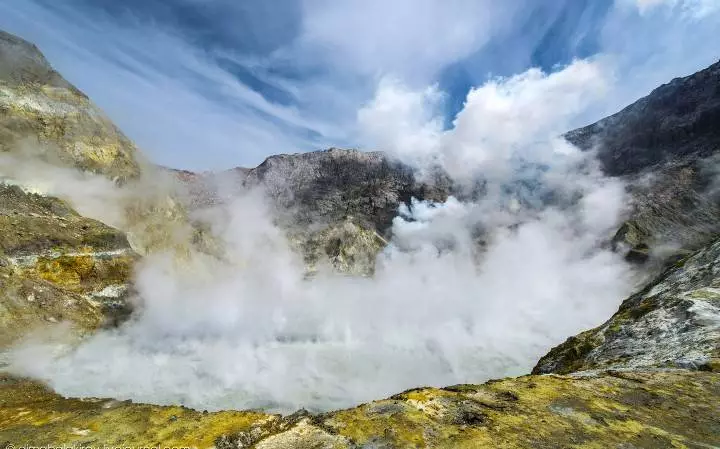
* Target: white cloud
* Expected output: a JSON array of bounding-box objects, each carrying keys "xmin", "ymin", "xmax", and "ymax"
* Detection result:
[
  {"xmin": 297, "ymin": 0, "xmax": 520, "ymax": 84},
  {"xmin": 631, "ymin": 0, "xmax": 720, "ymax": 17},
  {"xmin": 359, "ymin": 59, "xmax": 612, "ymax": 180}
]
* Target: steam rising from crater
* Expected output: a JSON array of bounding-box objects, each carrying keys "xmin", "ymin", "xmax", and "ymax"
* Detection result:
[{"xmin": 8, "ymin": 60, "xmax": 634, "ymax": 412}]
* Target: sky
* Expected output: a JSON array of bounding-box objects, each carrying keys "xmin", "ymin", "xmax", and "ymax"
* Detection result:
[{"xmin": 0, "ymin": 0, "xmax": 718, "ymax": 170}]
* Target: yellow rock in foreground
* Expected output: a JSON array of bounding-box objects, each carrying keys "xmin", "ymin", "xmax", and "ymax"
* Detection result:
[{"xmin": 1, "ymin": 370, "xmax": 719, "ymax": 448}]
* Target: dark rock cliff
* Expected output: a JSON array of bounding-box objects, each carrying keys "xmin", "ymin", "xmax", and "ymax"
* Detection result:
[
  {"xmin": 566, "ymin": 61, "xmax": 720, "ymax": 263},
  {"xmin": 567, "ymin": 60, "xmax": 720, "ymax": 176}
]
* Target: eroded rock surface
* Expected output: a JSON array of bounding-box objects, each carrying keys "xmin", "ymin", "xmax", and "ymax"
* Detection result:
[
  {"xmin": 172, "ymin": 148, "xmax": 451, "ymax": 275},
  {"xmin": 534, "ymin": 236, "xmax": 720, "ymax": 375},
  {"xmin": 0, "ymin": 184, "xmax": 136, "ymax": 348},
  {"xmin": 0, "ymin": 30, "xmax": 141, "ymax": 181},
  {"xmin": 567, "ymin": 60, "xmax": 720, "ymax": 263}
]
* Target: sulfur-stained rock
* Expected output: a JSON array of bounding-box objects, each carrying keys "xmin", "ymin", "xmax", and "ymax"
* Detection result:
[
  {"xmin": 320, "ymin": 370, "xmax": 720, "ymax": 448},
  {"xmin": 0, "ymin": 183, "xmax": 136, "ymax": 348},
  {"xmin": 0, "ymin": 374, "xmax": 278, "ymax": 448},
  {"xmin": 2, "ymin": 370, "xmax": 719, "ymax": 448},
  {"xmin": 293, "ymin": 218, "xmax": 388, "ymax": 276},
  {"xmin": 0, "ymin": 30, "xmax": 141, "ymax": 181},
  {"xmin": 0, "ymin": 260, "xmax": 107, "ymax": 349}
]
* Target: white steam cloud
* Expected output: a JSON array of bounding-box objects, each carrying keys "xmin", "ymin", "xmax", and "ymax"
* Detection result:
[
  {"xmin": 359, "ymin": 59, "xmax": 612, "ymax": 180},
  {"xmin": 7, "ymin": 59, "xmax": 635, "ymax": 412}
]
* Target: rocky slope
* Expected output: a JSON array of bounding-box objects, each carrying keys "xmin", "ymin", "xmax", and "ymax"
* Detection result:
[
  {"xmin": 568, "ymin": 60, "xmax": 720, "ymax": 264},
  {"xmin": 534, "ymin": 236, "xmax": 720, "ymax": 375},
  {"xmin": 0, "ymin": 30, "xmax": 141, "ymax": 181},
  {"xmin": 1, "ymin": 29, "xmax": 720, "ymax": 448},
  {"xmin": 0, "ymin": 183, "xmax": 136, "ymax": 349},
  {"xmin": 567, "ymin": 61, "xmax": 720, "ymax": 177}
]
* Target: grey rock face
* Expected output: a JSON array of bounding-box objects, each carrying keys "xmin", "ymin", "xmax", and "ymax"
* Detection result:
[
  {"xmin": 174, "ymin": 148, "xmax": 451, "ymax": 235},
  {"xmin": 242, "ymin": 148, "xmax": 451, "ymax": 234},
  {"xmin": 567, "ymin": 60, "xmax": 720, "ymax": 176},
  {"xmin": 566, "ymin": 60, "xmax": 720, "ymax": 262},
  {"xmin": 534, "ymin": 237, "xmax": 720, "ymax": 374},
  {"xmin": 171, "ymin": 148, "xmax": 452, "ymax": 274}
]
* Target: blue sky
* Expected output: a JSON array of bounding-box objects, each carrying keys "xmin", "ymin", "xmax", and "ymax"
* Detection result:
[{"xmin": 0, "ymin": 0, "xmax": 718, "ymax": 170}]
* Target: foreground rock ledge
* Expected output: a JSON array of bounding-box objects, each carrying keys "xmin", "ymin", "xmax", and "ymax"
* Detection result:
[{"xmin": 1, "ymin": 370, "xmax": 719, "ymax": 448}]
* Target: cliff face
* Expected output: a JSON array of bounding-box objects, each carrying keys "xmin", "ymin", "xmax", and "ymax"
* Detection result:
[
  {"xmin": 173, "ymin": 148, "xmax": 451, "ymax": 275},
  {"xmin": 242, "ymin": 149, "xmax": 450, "ymax": 232},
  {"xmin": 567, "ymin": 61, "xmax": 720, "ymax": 264}
]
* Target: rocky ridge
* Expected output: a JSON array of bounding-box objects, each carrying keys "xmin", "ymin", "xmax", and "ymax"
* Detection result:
[
  {"xmin": 568, "ymin": 60, "xmax": 720, "ymax": 264},
  {"xmin": 0, "ymin": 30, "xmax": 141, "ymax": 181},
  {"xmin": 2, "ymin": 370, "xmax": 719, "ymax": 448}
]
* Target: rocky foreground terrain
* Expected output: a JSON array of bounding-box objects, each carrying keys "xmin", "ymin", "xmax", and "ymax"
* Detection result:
[{"xmin": 0, "ymin": 30, "xmax": 719, "ymax": 447}]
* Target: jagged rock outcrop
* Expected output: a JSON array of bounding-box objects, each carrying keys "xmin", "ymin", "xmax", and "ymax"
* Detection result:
[
  {"xmin": 0, "ymin": 30, "xmax": 141, "ymax": 181},
  {"xmin": 567, "ymin": 60, "xmax": 720, "ymax": 263},
  {"xmin": 173, "ymin": 149, "xmax": 451, "ymax": 234},
  {"xmin": 244, "ymin": 149, "xmax": 450, "ymax": 275},
  {"xmin": 567, "ymin": 61, "xmax": 720, "ymax": 176},
  {"xmin": 242, "ymin": 149, "xmax": 450, "ymax": 233},
  {"xmin": 2, "ymin": 370, "xmax": 719, "ymax": 448},
  {"xmin": 172, "ymin": 148, "xmax": 451, "ymax": 274},
  {"xmin": 535, "ymin": 235, "xmax": 720, "ymax": 375},
  {"xmin": 0, "ymin": 184, "xmax": 136, "ymax": 348},
  {"xmin": 291, "ymin": 217, "xmax": 388, "ymax": 276}
]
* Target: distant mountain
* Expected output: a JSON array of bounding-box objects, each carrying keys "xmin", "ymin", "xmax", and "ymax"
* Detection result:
[{"xmin": 567, "ymin": 60, "xmax": 720, "ymax": 176}]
